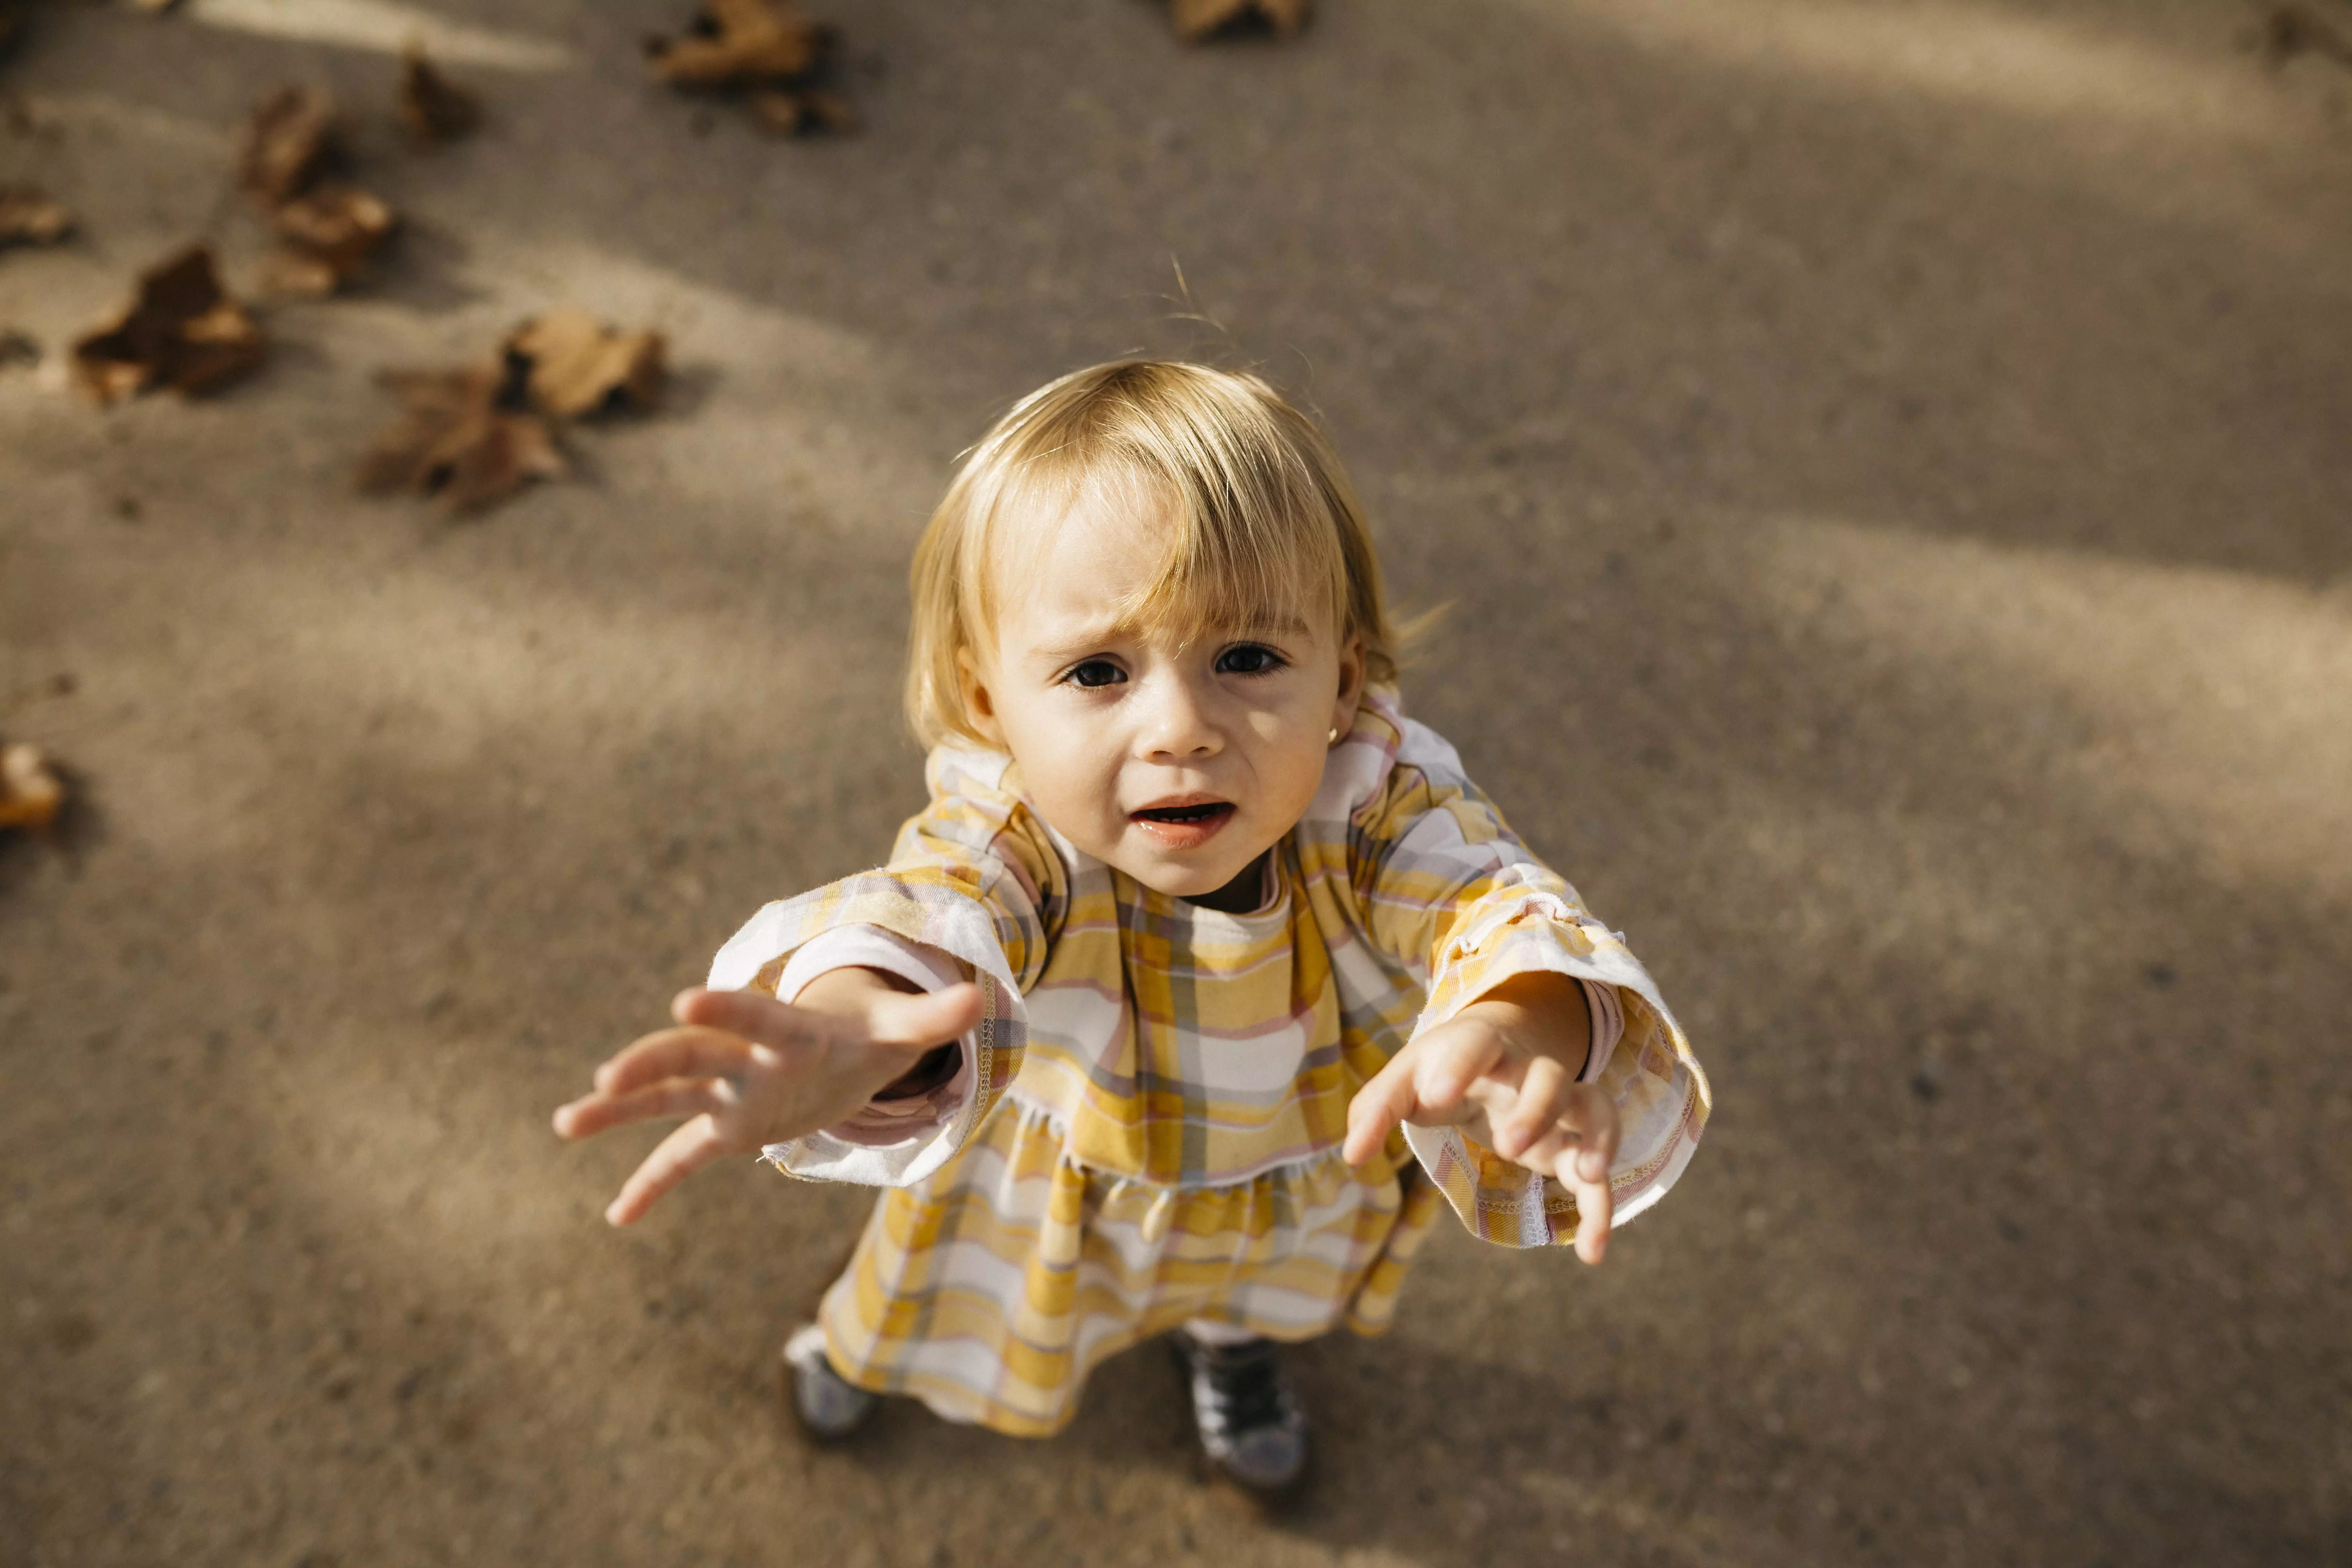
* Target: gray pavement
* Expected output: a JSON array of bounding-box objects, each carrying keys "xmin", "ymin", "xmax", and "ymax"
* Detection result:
[{"xmin": 2, "ymin": 1, "xmax": 2349, "ymax": 1563}]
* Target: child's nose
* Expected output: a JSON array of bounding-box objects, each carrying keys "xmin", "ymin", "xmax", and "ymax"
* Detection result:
[{"xmin": 1135, "ymin": 676, "xmax": 1223, "ymax": 762}]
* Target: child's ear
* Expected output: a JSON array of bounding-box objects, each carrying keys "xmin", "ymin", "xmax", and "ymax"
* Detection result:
[
  {"xmin": 1330, "ymin": 634, "xmax": 1367, "ymax": 742},
  {"xmin": 956, "ymin": 647, "xmax": 1008, "ymax": 748}
]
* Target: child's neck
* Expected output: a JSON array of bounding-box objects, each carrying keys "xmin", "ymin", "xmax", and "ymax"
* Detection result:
[{"xmin": 1181, "ymin": 852, "xmax": 1271, "ymax": 915}]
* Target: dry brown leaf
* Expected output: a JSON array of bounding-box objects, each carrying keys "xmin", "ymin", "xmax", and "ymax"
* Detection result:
[
  {"xmin": 240, "ymin": 86, "xmax": 338, "ymax": 205},
  {"xmin": 0, "ymin": 741, "xmax": 63, "ymax": 832},
  {"xmin": 504, "ymin": 306, "xmax": 665, "ymax": 419},
  {"xmin": 647, "ymin": 0, "xmax": 830, "ymax": 85},
  {"xmin": 0, "ymin": 183, "xmax": 71, "ymax": 248},
  {"xmin": 262, "ymin": 181, "xmax": 397, "ymax": 295},
  {"xmin": 71, "ymin": 245, "xmax": 265, "ymax": 405},
  {"xmin": 398, "ymin": 43, "xmax": 481, "ymax": 145},
  {"xmin": 238, "ymin": 88, "xmax": 399, "ymax": 294},
  {"xmin": 1170, "ymin": 0, "xmax": 1310, "ymax": 41},
  {"xmin": 359, "ymin": 355, "xmax": 566, "ymax": 514},
  {"xmin": 360, "ymin": 308, "xmax": 666, "ymax": 515}
]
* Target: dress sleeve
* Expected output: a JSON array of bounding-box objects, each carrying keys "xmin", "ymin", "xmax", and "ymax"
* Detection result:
[
  {"xmin": 1351, "ymin": 720, "xmax": 1712, "ymax": 1248},
  {"xmin": 768, "ymin": 926, "xmax": 981, "ymax": 1179},
  {"xmin": 704, "ymin": 746, "xmax": 1066, "ymax": 1188}
]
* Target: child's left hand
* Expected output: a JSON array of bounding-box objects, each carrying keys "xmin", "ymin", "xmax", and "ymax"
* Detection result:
[{"xmin": 1340, "ymin": 972, "xmax": 1620, "ymax": 1264}]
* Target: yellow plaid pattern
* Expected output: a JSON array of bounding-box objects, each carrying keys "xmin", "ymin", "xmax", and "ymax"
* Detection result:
[{"xmin": 713, "ymin": 690, "xmax": 1708, "ymax": 1435}]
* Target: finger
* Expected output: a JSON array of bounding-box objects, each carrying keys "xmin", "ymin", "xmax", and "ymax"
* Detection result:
[
  {"xmin": 1564, "ymin": 1152, "xmax": 1614, "ymax": 1265},
  {"xmin": 1343, "ymin": 1051, "xmax": 1423, "ymax": 1166},
  {"xmin": 863, "ymin": 982, "xmax": 984, "ymax": 1051},
  {"xmin": 593, "ymin": 1026, "xmax": 755, "ymax": 1096},
  {"xmin": 553, "ymin": 1077, "xmax": 728, "ymax": 1141},
  {"xmin": 1564, "ymin": 1085, "xmax": 1622, "ymax": 1186},
  {"xmin": 1493, "ymin": 1054, "xmax": 1570, "ymax": 1160},
  {"xmin": 605, "ymin": 1116, "xmax": 728, "ymax": 1227},
  {"xmin": 1550, "ymin": 1086, "xmax": 1620, "ymax": 1265},
  {"xmin": 1415, "ymin": 1024, "xmax": 1508, "ymax": 1111},
  {"xmin": 1516, "ymin": 1091, "xmax": 1622, "ymax": 1188},
  {"xmin": 671, "ymin": 987, "xmax": 836, "ymax": 1051}
]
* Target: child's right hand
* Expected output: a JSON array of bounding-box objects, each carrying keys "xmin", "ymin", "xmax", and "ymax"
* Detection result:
[{"xmin": 552, "ymin": 974, "xmax": 983, "ymax": 1227}]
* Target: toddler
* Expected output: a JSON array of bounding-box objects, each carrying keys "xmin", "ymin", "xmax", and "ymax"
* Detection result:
[{"xmin": 554, "ymin": 361, "xmax": 1710, "ymax": 1493}]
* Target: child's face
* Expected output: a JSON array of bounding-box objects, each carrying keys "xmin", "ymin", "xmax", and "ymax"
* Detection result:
[{"xmin": 959, "ymin": 495, "xmax": 1364, "ymax": 903}]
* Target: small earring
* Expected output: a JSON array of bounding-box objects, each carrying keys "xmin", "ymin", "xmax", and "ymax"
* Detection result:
[{"xmin": 1326, "ymin": 727, "xmax": 1340, "ymax": 745}]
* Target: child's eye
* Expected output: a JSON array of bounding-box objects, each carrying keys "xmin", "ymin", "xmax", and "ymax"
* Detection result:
[
  {"xmin": 1064, "ymin": 659, "xmax": 1126, "ymax": 689},
  {"xmin": 1214, "ymin": 643, "xmax": 1286, "ymax": 677}
]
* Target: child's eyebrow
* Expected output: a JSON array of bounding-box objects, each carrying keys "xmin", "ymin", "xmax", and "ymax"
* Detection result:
[
  {"xmin": 1026, "ymin": 618, "xmax": 1140, "ymax": 663},
  {"xmin": 1218, "ymin": 615, "xmax": 1311, "ymax": 638},
  {"xmin": 1028, "ymin": 613, "xmax": 1311, "ymax": 661}
]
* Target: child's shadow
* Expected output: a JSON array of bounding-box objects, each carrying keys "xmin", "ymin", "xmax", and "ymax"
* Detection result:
[
  {"xmin": 1283, "ymin": 1335, "xmax": 2307, "ymax": 1566},
  {"xmin": 837, "ymin": 1328, "xmax": 1629, "ymax": 1547},
  {"xmin": 843, "ymin": 1322, "xmax": 2314, "ymax": 1564}
]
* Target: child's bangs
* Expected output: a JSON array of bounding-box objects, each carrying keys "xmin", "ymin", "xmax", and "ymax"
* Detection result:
[
  {"xmin": 971, "ymin": 396, "xmax": 1350, "ymax": 653},
  {"xmin": 1105, "ymin": 462, "xmax": 1346, "ymax": 650}
]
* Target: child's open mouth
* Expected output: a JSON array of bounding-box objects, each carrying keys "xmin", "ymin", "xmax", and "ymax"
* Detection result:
[{"xmin": 1129, "ymin": 797, "xmax": 1236, "ymax": 849}]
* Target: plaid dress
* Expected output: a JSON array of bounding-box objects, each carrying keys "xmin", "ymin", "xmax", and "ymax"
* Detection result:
[{"xmin": 708, "ymin": 690, "xmax": 1709, "ymax": 1436}]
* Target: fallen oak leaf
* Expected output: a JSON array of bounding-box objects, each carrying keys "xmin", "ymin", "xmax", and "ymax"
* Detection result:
[
  {"xmin": 0, "ymin": 741, "xmax": 63, "ymax": 832},
  {"xmin": 1169, "ymin": 0, "xmax": 1310, "ymax": 42},
  {"xmin": 0, "ymin": 183, "xmax": 72, "ymax": 249},
  {"xmin": 238, "ymin": 89, "xmax": 399, "ymax": 295},
  {"xmin": 646, "ymin": 0, "xmax": 831, "ymax": 86},
  {"xmin": 398, "ymin": 42, "xmax": 481, "ymax": 145},
  {"xmin": 71, "ymin": 244, "xmax": 264, "ymax": 404},
  {"xmin": 504, "ymin": 305, "xmax": 665, "ymax": 419},
  {"xmin": 359, "ymin": 352, "xmax": 566, "ymax": 514},
  {"xmin": 261, "ymin": 181, "xmax": 397, "ymax": 295},
  {"xmin": 360, "ymin": 308, "xmax": 666, "ymax": 516},
  {"xmin": 240, "ymin": 86, "xmax": 339, "ymax": 205},
  {"xmin": 645, "ymin": 0, "xmax": 855, "ymax": 134}
]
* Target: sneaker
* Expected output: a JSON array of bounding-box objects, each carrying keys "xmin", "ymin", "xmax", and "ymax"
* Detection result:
[
  {"xmin": 782, "ymin": 1323, "xmax": 878, "ymax": 1441},
  {"xmin": 1170, "ymin": 1331, "xmax": 1309, "ymax": 1494}
]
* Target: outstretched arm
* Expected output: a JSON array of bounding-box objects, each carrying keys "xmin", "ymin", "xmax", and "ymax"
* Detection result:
[
  {"xmin": 1342, "ymin": 972, "xmax": 1620, "ymax": 1264},
  {"xmin": 553, "ymin": 973, "xmax": 981, "ymax": 1225}
]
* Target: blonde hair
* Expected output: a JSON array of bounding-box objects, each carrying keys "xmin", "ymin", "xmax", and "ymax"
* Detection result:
[{"xmin": 905, "ymin": 360, "xmax": 1401, "ymax": 748}]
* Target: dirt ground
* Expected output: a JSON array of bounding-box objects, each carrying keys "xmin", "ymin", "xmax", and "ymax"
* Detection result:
[{"xmin": 2, "ymin": 0, "xmax": 2348, "ymax": 1563}]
